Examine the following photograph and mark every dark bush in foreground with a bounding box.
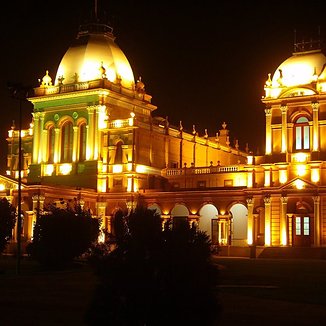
[28,204,100,269]
[85,206,220,325]
[0,198,16,253]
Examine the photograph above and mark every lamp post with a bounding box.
[8,83,29,274]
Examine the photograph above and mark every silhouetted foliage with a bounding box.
[0,198,16,253]
[28,203,100,269]
[86,206,220,325]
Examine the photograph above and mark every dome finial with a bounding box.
[265,73,272,87]
[136,77,145,93]
[277,69,283,86]
[99,61,106,79]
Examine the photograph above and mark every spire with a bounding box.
[78,0,114,38]
[94,0,98,21]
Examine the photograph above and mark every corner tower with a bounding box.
[25,19,157,191]
[262,41,326,162]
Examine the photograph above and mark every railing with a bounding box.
[164,165,241,176]
[33,79,152,103]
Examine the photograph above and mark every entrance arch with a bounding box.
[230,203,248,246]
[198,204,218,242]
[171,204,189,229]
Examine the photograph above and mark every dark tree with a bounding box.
[86,206,220,325]
[28,203,100,269]
[0,197,16,253]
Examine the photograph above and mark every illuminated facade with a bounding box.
[2,22,326,255]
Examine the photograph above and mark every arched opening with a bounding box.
[78,123,86,162]
[114,141,123,164]
[198,204,218,242]
[171,204,189,229]
[148,203,162,216]
[60,121,73,162]
[294,116,310,151]
[230,203,248,246]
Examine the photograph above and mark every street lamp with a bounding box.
[8,83,29,274]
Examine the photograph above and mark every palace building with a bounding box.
[2,18,326,255]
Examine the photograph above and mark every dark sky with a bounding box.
[1,0,326,171]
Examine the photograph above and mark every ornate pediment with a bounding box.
[279,177,318,191]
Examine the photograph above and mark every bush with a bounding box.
[0,197,16,253]
[28,204,100,269]
[85,206,220,325]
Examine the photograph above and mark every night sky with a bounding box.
[1,0,326,172]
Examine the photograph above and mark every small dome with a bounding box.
[271,50,326,87]
[55,24,135,88]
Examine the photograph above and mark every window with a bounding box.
[294,116,310,150]
[61,121,73,162]
[295,217,301,235]
[303,217,310,235]
[295,216,310,236]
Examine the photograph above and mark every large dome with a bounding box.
[271,50,326,87]
[55,24,135,88]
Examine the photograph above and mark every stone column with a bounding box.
[37,113,45,163]
[280,196,288,245]
[72,126,78,162]
[42,129,48,162]
[87,106,95,160]
[313,195,320,246]
[312,102,319,151]
[54,127,60,163]
[32,112,40,164]
[246,197,254,245]
[264,195,271,246]
[94,106,99,160]
[281,105,288,153]
[265,107,272,154]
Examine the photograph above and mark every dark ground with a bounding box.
[0,255,326,325]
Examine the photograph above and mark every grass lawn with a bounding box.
[1,255,326,325]
[0,256,97,325]
[215,257,326,325]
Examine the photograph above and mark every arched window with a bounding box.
[294,116,310,150]
[79,123,86,162]
[61,121,73,162]
[114,141,123,164]
[47,126,55,163]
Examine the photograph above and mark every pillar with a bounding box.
[281,105,288,153]
[42,129,48,163]
[280,196,288,245]
[32,112,40,164]
[264,195,271,246]
[37,113,45,163]
[86,106,95,160]
[265,107,272,155]
[313,196,320,246]
[312,102,319,151]
[53,127,60,163]
[246,197,254,245]
[94,106,99,160]
[72,126,78,162]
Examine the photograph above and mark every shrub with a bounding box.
[85,206,220,325]
[28,204,100,269]
[0,197,16,253]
